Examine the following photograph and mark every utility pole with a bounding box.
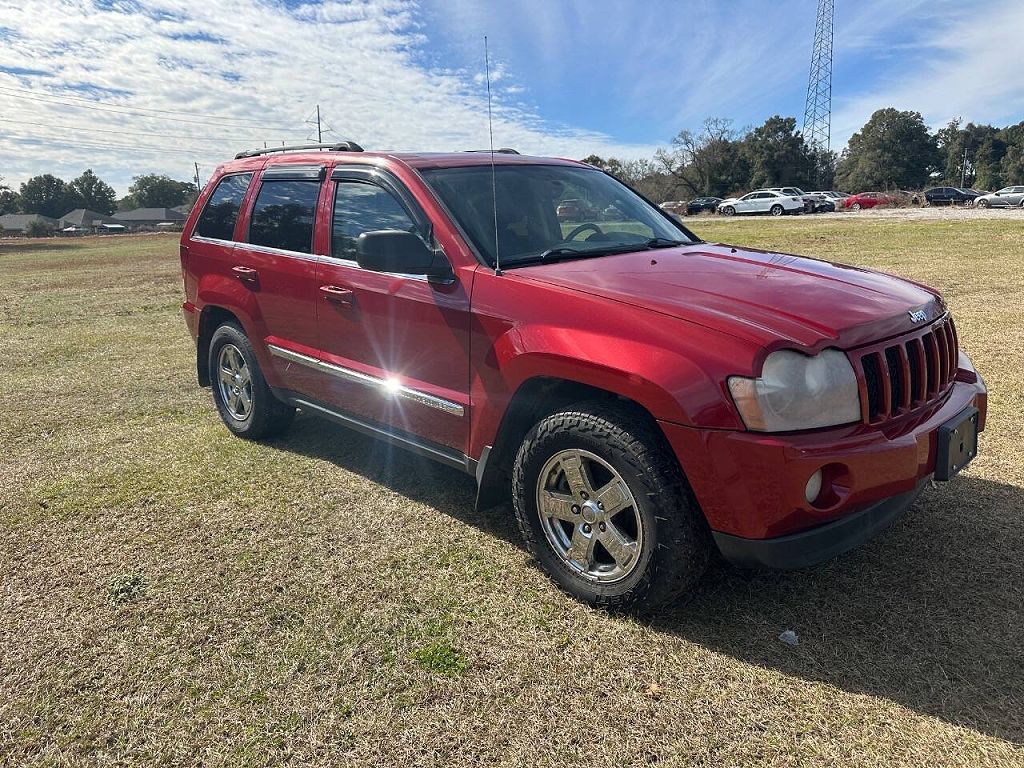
[960,144,969,188]
[194,162,201,193]
[316,104,322,143]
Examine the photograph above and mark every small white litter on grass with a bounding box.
[778,630,799,647]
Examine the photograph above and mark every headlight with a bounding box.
[727,349,861,431]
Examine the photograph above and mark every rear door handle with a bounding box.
[319,285,355,305]
[232,265,259,286]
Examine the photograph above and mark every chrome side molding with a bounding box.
[267,343,465,417]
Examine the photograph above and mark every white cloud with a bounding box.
[0,0,658,194]
[831,0,1024,146]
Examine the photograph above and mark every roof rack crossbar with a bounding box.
[235,141,364,159]
[464,148,519,155]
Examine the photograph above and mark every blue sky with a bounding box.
[1,0,1023,194]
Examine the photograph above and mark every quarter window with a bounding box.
[332,181,418,261]
[248,180,321,254]
[194,173,252,241]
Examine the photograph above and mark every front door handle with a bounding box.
[231,265,259,287]
[319,285,355,305]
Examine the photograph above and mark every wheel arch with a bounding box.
[474,376,672,511]
[196,305,243,386]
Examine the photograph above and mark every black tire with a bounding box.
[511,401,709,612]
[770,204,784,216]
[977,198,989,208]
[208,322,294,440]
[851,202,862,211]
[721,205,735,217]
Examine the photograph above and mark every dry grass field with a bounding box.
[1,220,1022,767]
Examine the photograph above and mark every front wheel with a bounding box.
[977,198,989,208]
[209,322,295,440]
[721,206,735,216]
[850,202,862,211]
[512,402,709,611]
[770,204,784,216]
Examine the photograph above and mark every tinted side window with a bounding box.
[332,182,417,261]
[248,180,321,254]
[195,173,252,240]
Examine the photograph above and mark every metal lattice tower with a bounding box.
[802,0,834,152]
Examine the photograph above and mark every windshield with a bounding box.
[420,164,695,267]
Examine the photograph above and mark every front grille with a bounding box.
[850,315,959,423]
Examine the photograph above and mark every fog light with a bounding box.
[804,469,823,504]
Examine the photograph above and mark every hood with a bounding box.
[517,243,942,350]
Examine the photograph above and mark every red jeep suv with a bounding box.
[180,143,987,610]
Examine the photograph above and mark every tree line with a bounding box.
[584,109,1024,201]
[0,171,199,219]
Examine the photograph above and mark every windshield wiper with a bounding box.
[534,243,640,263]
[508,238,689,268]
[643,237,689,248]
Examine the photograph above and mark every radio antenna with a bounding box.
[484,35,502,276]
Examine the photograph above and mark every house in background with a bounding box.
[113,207,189,230]
[57,208,121,234]
[0,213,58,235]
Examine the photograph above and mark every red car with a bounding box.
[180,144,987,610]
[843,192,897,210]
[555,198,595,221]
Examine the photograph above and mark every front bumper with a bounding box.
[712,477,927,569]
[659,360,987,566]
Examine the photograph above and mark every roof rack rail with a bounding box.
[464,148,520,155]
[234,141,364,159]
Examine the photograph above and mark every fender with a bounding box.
[194,273,279,386]
[469,316,755,465]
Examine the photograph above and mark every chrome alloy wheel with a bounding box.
[217,343,253,421]
[536,449,643,583]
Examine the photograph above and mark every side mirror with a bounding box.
[356,230,452,280]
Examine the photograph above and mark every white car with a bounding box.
[811,190,850,202]
[973,185,1024,208]
[718,190,805,217]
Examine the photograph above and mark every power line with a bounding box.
[0,133,225,161]
[0,116,260,144]
[0,124,230,156]
[0,85,308,132]
[0,82,301,128]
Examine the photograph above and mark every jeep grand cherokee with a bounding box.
[180,143,987,610]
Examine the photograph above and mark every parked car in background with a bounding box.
[805,192,836,213]
[659,201,687,217]
[764,187,814,212]
[685,197,723,215]
[556,198,597,221]
[973,186,1024,207]
[843,192,897,210]
[718,190,804,216]
[924,187,978,206]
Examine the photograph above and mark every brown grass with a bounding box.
[0,224,1022,766]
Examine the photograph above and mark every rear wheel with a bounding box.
[977,198,989,208]
[770,204,784,216]
[721,206,735,216]
[512,402,709,611]
[209,322,294,440]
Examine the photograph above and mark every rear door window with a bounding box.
[194,173,252,241]
[247,180,321,254]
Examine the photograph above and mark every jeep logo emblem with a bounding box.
[908,308,928,323]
